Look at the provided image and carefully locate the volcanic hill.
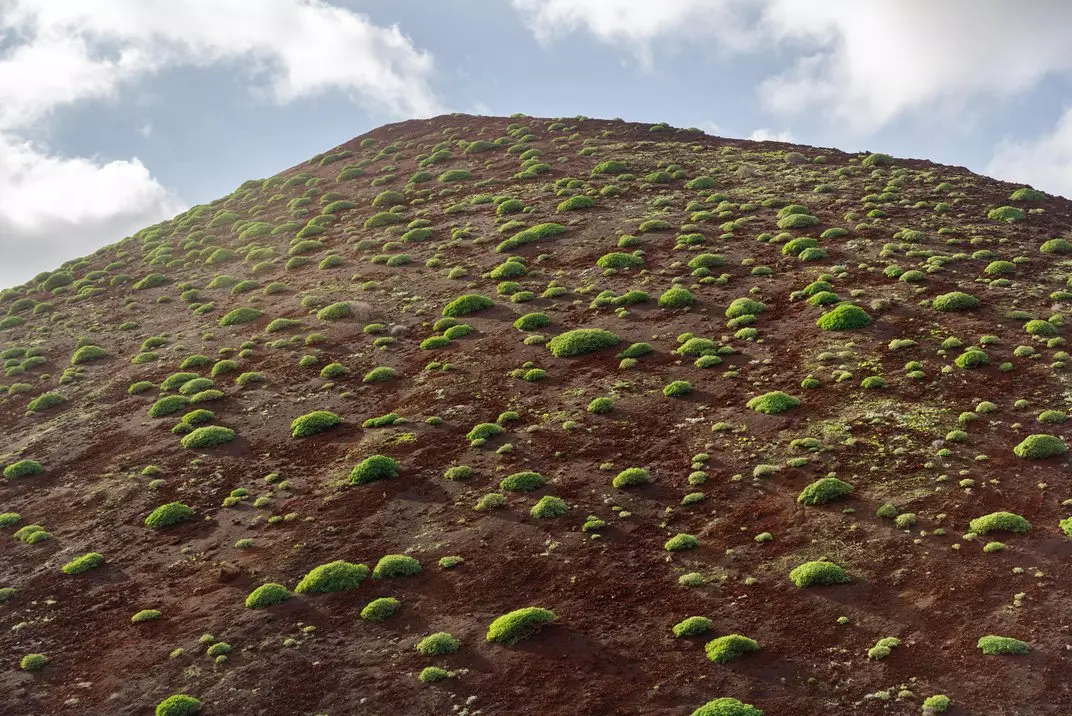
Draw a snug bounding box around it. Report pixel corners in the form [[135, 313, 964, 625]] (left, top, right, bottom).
[[2, 114, 1072, 716]]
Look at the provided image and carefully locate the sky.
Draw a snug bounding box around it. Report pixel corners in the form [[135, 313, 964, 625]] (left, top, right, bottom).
[[1, 0, 1071, 287]]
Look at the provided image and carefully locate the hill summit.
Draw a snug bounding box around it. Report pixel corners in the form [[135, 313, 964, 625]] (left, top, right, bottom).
[[2, 114, 1072, 715]]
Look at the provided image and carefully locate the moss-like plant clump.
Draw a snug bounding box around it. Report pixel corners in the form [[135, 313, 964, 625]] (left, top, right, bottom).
[[789, 560, 850, 587], [442, 294, 494, 317], [672, 616, 713, 637], [797, 477, 853, 505], [61, 552, 105, 574], [500, 471, 545, 491], [704, 634, 760, 664], [218, 307, 264, 326], [546, 328, 620, 357], [295, 560, 369, 593], [373, 554, 422, 578], [977, 635, 1029, 655], [291, 410, 342, 437], [746, 391, 800, 414], [180, 426, 236, 449], [361, 596, 401, 621], [415, 631, 460, 655], [932, 291, 980, 312], [816, 303, 872, 331], [968, 511, 1031, 534], [690, 698, 764, 716], [145, 502, 194, 529], [245, 583, 291, 608], [1013, 434, 1068, 459], [530, 495, 568, 518], [486, 607, 556, 644], [665, 533, 698, 551], [349, 454, 400, 485], [3, 459, 43, 478], [613, 467, 650, 488], [155, 694, 202, 716]]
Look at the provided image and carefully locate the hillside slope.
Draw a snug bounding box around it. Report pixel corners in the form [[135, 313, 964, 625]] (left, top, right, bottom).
[[2, 114, 1072, 716]]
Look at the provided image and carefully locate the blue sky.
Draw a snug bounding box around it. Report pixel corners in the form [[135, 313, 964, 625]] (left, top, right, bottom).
[[1, 0, 1071, 287]]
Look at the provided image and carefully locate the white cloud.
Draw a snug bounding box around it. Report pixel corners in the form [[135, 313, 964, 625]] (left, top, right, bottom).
[[748, 128, 794, 143], [986, 108, 1072, 198], [0, 135, 185, 285], [512, 0, 1072, 132], [0, 0, 444, 287]]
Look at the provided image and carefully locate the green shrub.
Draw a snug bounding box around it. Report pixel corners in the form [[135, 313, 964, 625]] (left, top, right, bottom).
[[442, 294, 494, 317], [514, 313, 550, 331], [665, 533, 698, 551], [797, 477, 853, 505], [777, 213, 819, 229], [690, 697, 763, 716], [954, 349, 989, 369], [530, 495, 568, 518], [596, 252, 644, 270], [592, 160, 629, 175], [468, 422, 504, 441], [364, 211, 403, 228], [496, 222, 567, 252], [746, 391, 799, 414], [71, 345, 107, 364], [0, 512, 20, 527], [295, 560, 369, 593], [658, 287, 695, 308], [416, 632, 459, 655], [1061, 517, 1072, 538], [500, 471, 545, 491], [977, 635, 1029, 655], [361, 596, 401, 621], [373, 554, 422, 578], [663, 380, 692, 397], [547, 329, 620, 357], [922, 695, 951, 713], [1025, 319, 1059, 337], [725, 298, 766, 318], [419, 666, 450, 683], [363, 366, 395, 383], [350, 455, 400, 485], [672, 616, 712, 637], [1013, 434, 1068, 459], [27, 392, 66, 412], [180, 426, 235, 449], [320, 362, 348, 378], [61, 552, 105, 574], [987, 206, 1025, 223], [291, 411, 342, 437], [134, 273, 168, 290], [816, 303, 872, 330], [244, 583, 290, 608], [932, 291, 980, 311], [145, 502, 194, 529], [789, 560, 850, 587], [131, 609, 162, 623], [704, 634, 760, 664], [218, 307, 264, 326], [587, 397, 614, 414], [486, 607, 556, 644], [438, 169, 472, 182], [3, 459, 43, 478], [969, 511, 1031, 534], [20, 654, 49, 671]]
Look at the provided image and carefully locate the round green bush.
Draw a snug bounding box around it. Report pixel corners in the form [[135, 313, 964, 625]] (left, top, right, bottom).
[[316, 302, 352, 321], [789, 560, 850, 587], [61, 552, 105, 575], [932, 291, 980, 312], [587, 397, 614, 414], [658, 287, 696, 308], [442, 294, 494, 317], [665, 533, 698, 551], [467, 422, 504, 441], [816, 303, 872, 330], [797, 477, 853, 505], [1013, 434, 1068, 459], [691, 697, 764, 716], [20, 653, 49, 671], [218, 307, 264, 326], [969, 511, 1031, 534], [514, 313, 550, 331], [245, 583, 291, 608], [977, 635, 1029, 655], [557, 195, 595, 212], [145, 502, 194, 529], [349, 454, 400, 485], [295, 560, 369, 593], [361, 596, 401, 621], [180, 426, 235, 449], [1024, 319, 1059, 337], [663, 380, 692, 397], [746, 391, 800, 414], [3, 459, 43, 478], [419, 666, 451, 683], [596, 252, 644, 270], [613, 467, 650, 488], [373, 554, 422, 579], [922, 694, 951, 713], [725, 297, 766, 319], [155, 694, 202, 716], [500, 471, 545, 491], [291, 410, 342, 437], [672, 616, 713, 637], [705, 634, 760, 663], [71, 345, 108, 365], [486, 607, 556, 644], [530, 495, 568, 518], [546, 328, 620, 357], [416, 632, 459, 655], [27, 392, 66, 412], [954, 349, 989, 369]]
